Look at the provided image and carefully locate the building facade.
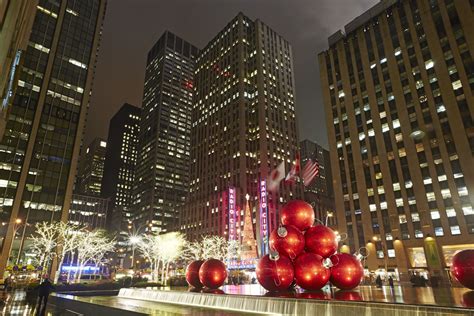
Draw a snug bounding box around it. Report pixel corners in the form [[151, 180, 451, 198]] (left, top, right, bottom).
[[0, 0, 107, 275], [300, 139, 336, 227], [76, 137, 107, 196], [69, 193, 107, 229], [319, 0, 473, 282], [182, 13, 301, 244], [102, 103, 140, 210], [0, 0, 38, 140], [0, 0, 105, 273], [133, 31, 198, 234], [101, 103, 140, 258]]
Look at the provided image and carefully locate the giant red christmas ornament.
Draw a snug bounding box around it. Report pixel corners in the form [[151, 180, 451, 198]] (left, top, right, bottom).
[[330, 253, 364, 290], [199, 259, 228, 289], [269, 225, 305, 260], [450, 249, 474, 289], [256, 252, 295, 292], [305, 225, 338, 258], [186, 260, 205, 288], [294, 253, 330, 291], [281, 200, 315, 231]]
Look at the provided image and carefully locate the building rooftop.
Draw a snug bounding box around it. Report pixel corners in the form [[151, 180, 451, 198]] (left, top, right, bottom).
[[327, 0, 397, 47]]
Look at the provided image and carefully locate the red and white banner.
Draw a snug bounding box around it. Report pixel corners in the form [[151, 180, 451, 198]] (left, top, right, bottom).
[[267, 161, 285, 192], [285, 152, 300, 184]]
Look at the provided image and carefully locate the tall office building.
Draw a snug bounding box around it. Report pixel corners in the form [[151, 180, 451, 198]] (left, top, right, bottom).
[[101, 103, 140, 245], [0, 0, 107, 275], [0, 0, 38, 140], [69, 193, 108, 230], [300, 139, 336, 227], [76, 137, 107, 196], [182, 13, 301, 243], [319, 0, 473, 282], [133, 31, 198, 234], [102, 103, 140, 209]]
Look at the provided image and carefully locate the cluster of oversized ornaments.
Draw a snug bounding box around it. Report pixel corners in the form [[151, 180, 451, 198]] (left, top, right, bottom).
[[257, 200, 364, 292], [184, 199, 474, 292], [186, 258, 228, 289]]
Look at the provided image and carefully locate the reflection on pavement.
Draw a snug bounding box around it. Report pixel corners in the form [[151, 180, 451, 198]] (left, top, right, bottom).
[[160, 284, 474, 308], [1, 285, 472, 316]]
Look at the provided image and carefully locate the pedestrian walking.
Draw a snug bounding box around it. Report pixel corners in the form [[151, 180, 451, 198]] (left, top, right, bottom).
[[36, 279, 54, 313], [388, 276, 394, 288], [375, 275, 383, 288]]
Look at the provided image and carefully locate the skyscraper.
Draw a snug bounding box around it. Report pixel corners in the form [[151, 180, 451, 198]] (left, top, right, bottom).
[[300, 139, 336, 227], [0, 0, 107, 276], [182, 13, 301, 246], [102, 103, 140, 209], [133, 31, 198, 234], [319, 0, 473, 282], [101, 103, 140, 250], [76, 137, 107, 196], [69, 193, 108, 230], [0, 0, 38, 139]]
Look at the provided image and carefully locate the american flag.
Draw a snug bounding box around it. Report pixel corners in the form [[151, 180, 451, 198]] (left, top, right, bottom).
[[302, 159, 319, 187]]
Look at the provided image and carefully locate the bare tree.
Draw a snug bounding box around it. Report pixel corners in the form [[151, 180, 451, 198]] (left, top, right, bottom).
[[158, 232, 185, 285], [135, 232, 186, 284], [136, 234, 161, 282], [29, 222, 59, 273], [74, 230, 113, 282], [53, 222, 83, 283], [184, 235, 239, 262]]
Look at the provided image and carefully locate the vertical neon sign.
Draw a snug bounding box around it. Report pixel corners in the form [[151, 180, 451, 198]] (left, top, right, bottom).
[[259, 179, 269, 256], [228, 187, 236, 241]]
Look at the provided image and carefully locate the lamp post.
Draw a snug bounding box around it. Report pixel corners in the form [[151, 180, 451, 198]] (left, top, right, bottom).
[[129, 236, 141, 270], [372, 235, 388, 276], [325, 211, 334, 226]]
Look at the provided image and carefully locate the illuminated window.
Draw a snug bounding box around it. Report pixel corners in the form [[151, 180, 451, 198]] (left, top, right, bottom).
[[435, 227, 444, 236], [388, 249, 396, 258], [450, 226, 461, 235], [425, 60, 434, 69], [415, 230, 423, 238], [463, 206, 474, 216], [446, 208, 456, 217], [399, 214, 407, 224], [430, 210, 440, 219]]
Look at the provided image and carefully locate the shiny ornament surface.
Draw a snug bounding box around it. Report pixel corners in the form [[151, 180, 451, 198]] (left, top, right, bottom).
[[297, 290, 330, 300], [305, 225, 338, 258], [199, 259, 228, 289], [280, 200, 315, 231], [269, 225, 305, 259], [186, 260, 204, 288], [294, 253, 330, 291], [462, 291, 474, 308], [256, 254, 295, 292], [330, 253, 364, 290], [334, 290, 362, 301], [450, 249, 474, 289]]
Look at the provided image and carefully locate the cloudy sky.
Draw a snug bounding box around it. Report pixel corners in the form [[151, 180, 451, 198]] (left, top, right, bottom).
[[87, 0, 377, 148]]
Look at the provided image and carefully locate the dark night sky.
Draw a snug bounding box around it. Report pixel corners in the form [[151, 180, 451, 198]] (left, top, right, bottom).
[[86, 0, 377, 149]]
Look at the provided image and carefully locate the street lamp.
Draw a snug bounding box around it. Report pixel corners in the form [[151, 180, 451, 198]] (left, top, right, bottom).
[[129, 235, 141, 270], [325, 211, 334, 226]]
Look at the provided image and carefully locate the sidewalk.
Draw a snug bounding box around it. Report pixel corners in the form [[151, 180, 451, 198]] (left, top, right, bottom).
[[0, 289, 83, 315]]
